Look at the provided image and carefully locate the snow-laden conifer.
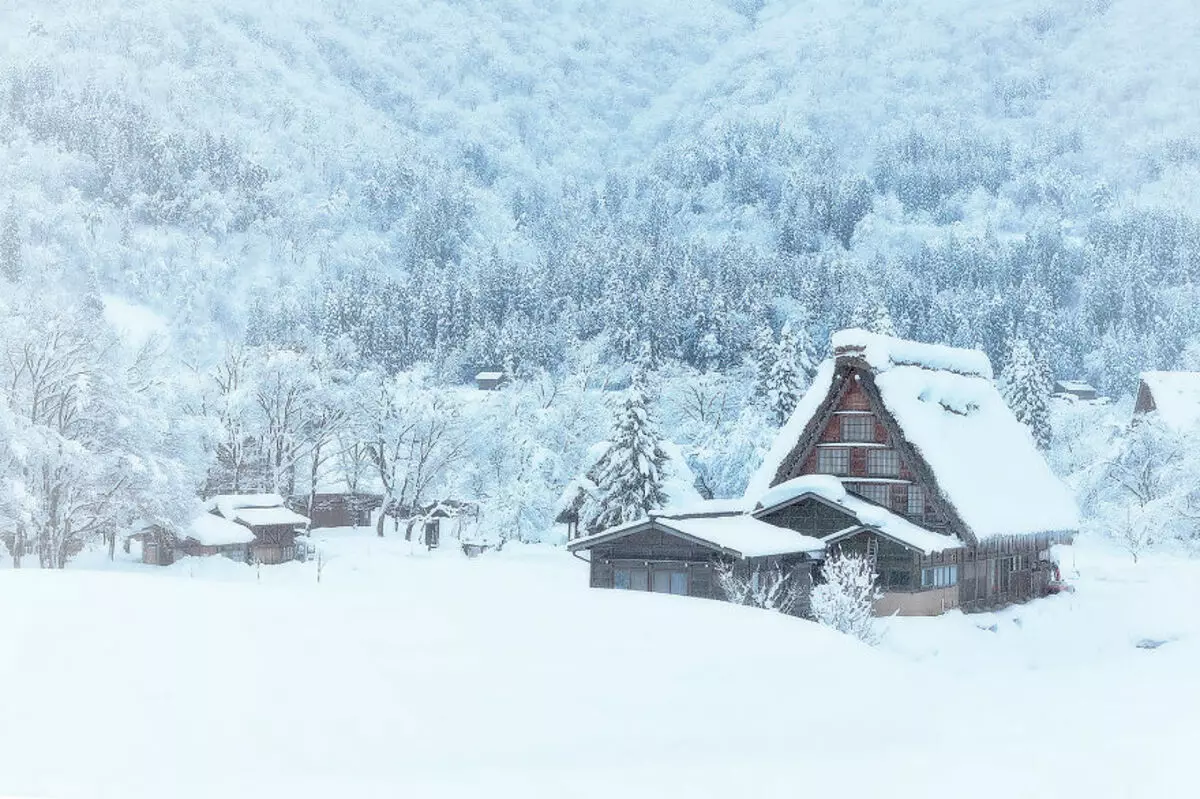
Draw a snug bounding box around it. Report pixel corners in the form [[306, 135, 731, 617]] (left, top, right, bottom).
[[582, 361, 669, 534], [1001, 336, 1052, 449]]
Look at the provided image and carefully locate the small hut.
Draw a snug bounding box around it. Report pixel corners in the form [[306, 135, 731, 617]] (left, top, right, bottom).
[[474, 370, 508, 391]]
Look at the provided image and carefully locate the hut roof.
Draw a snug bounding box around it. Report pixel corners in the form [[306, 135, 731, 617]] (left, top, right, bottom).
[[186, 513, 256, 546], [208, 493, 310, 528]]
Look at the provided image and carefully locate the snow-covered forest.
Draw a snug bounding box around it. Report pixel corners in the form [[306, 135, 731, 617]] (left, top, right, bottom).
[[2, 0, 1200, 564]]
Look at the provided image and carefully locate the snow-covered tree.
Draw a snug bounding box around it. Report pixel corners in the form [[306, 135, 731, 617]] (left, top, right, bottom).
[[750, 326, 775, 398], [366, 370, 467, 538], [581, 364, 670, 534], [849, 297, 897, 337], [1001, 336, 1052, 449], [810, 551, 881, 643], [765, 324, 806, 426]]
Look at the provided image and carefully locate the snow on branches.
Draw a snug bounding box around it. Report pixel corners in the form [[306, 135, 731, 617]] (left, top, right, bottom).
[[810, 551, 881, 643]]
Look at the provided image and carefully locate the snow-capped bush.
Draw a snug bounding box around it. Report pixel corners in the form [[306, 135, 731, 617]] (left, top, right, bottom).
[[810, 552, 881, 643]]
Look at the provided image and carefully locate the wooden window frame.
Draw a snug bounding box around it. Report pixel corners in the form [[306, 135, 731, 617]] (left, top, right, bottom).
[[840, 414, 875, 443], [866, 448, 901, 477], [816, 447, 850, 476]]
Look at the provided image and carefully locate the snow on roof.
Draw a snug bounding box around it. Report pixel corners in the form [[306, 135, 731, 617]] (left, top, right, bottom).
[[185, 513, 256, 546], [657, 498, 750, 518], [744, 358, 837, 501], [660, 516, 825, 558], [832, 328, 993, 379], [208, 494, 309, 528], [748, 331, 1079, 542], [1139, 372, 1200, 431], [753, 475, 960, 555], [475, 371, 505, 380], [874, 361, 1078, 540], [1055, 380, 1096, 392], [208, 493, 288, 512], [229, 506, 310, 528], [567, 513, 824, 558]]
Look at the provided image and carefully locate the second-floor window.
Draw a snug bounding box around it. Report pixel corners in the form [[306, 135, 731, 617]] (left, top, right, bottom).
[[867, 448, 901, 476], [840, 414, 875, 442], [816, 447, 850, 475]]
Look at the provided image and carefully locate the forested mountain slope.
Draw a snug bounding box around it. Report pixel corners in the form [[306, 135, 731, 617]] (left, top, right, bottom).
[[2, 0, 1199, 386]]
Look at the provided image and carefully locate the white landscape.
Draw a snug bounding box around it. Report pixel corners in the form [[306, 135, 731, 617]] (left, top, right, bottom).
[[2, 532, 1198, 798], [3, 0, 1200, 796]]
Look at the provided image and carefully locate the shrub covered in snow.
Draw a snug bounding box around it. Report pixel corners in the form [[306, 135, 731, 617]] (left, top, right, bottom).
[[810, 551, 881, 643], [715, 560, 802, 615]]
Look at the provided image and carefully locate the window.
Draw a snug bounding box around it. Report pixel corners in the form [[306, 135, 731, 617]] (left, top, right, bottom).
[[816, 447, 850, 475], [670, 572, 688, 595], [614, 568, 649, 591], [653, 570, 688, 595], [867, 449, 900, 477], [840, 414, 875, 442], [921, 565, 958, 588], [848, 482, 891, 506], [907, 485, 926, 517]]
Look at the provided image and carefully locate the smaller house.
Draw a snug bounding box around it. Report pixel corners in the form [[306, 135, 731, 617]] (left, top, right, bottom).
[[139, 513, 257, 566], [293, 493, 382, 529], [1133, 372, 1200, 431], [475, 370, 508, 391], [404, 500, 479, 549], [208, 493, 310, 564], [1053, 379, 1099, 401], [569, 505, 824, 608]]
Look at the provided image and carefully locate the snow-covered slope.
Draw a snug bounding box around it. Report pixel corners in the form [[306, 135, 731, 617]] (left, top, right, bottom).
[[2, 534, 1198, 798]]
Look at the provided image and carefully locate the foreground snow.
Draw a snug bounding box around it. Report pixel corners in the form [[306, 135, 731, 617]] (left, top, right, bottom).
[[2, 533, 1197, 798]]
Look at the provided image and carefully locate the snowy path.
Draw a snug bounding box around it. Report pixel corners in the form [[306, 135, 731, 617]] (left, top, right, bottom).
[[1, 536, 1197, 798]]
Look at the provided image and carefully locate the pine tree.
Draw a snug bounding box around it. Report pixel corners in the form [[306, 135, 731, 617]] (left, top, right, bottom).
[[584, 362, 670, 533], [0, 202, 21, 282], [750, 326, 775, 397], [1001, 336, 1052, 449], [849, 296, 896, 336], [765, 324, 806, 426], [792, 322, 820, 381]]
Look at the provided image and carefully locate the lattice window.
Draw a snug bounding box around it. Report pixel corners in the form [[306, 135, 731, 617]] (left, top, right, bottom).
[[907, 485, 926, 517], [867, 448, 901, 476], [848, 482, 891, 506], [816, 448, 850, 475], [840, 414, 875, 442]]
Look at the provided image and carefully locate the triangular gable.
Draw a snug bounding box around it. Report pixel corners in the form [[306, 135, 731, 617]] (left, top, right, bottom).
[[754, 358, 977, 546], [749, 330, 1079, 544]]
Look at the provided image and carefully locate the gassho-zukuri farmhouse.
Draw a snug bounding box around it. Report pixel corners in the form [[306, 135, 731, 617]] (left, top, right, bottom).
[[568, 329, 1080, 616]]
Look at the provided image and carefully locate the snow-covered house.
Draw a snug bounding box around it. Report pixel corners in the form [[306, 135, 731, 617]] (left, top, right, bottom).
[[139, 512, 259, 566], [206, 493, 311, 564], [1053, 379, 1099, 401], [474, 370, 508, 391], [1133, 372, 1200, 432], [570, 330, 1078, 616]]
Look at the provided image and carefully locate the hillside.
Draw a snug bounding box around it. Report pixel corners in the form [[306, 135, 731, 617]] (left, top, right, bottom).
[[2, 0, 1199, 381]]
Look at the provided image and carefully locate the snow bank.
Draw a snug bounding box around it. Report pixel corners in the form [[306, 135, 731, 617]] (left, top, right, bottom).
[[186, 513, 255, 546], [832, 328, 993, 379], [1139, 371, 1200, 431]]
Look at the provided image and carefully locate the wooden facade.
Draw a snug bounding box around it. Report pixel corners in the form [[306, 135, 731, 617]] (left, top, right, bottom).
[[582, 521, 817, 615], [293, 493, 382, 529], [758, 346, 1071, 615]]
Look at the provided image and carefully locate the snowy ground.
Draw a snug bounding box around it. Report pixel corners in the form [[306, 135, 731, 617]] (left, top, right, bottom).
[[2, 530, 1197, 798]]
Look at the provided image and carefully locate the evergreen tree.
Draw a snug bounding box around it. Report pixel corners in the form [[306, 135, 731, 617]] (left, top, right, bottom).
[[765, 324, 806, 426], [750, 326, 775, 397], [792, 322, 820, 380], [1001, 336, 1052, 449], [849, 295, 897, 336], [0, 203, 20, 282], [583, 362, 670, 533]]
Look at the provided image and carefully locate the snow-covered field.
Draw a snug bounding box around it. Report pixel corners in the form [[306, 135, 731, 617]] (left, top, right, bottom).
[[3, 530, 1197, 798]]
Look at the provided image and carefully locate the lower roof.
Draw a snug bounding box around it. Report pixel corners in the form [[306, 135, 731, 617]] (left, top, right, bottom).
[[567, 513, 824, 559]]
